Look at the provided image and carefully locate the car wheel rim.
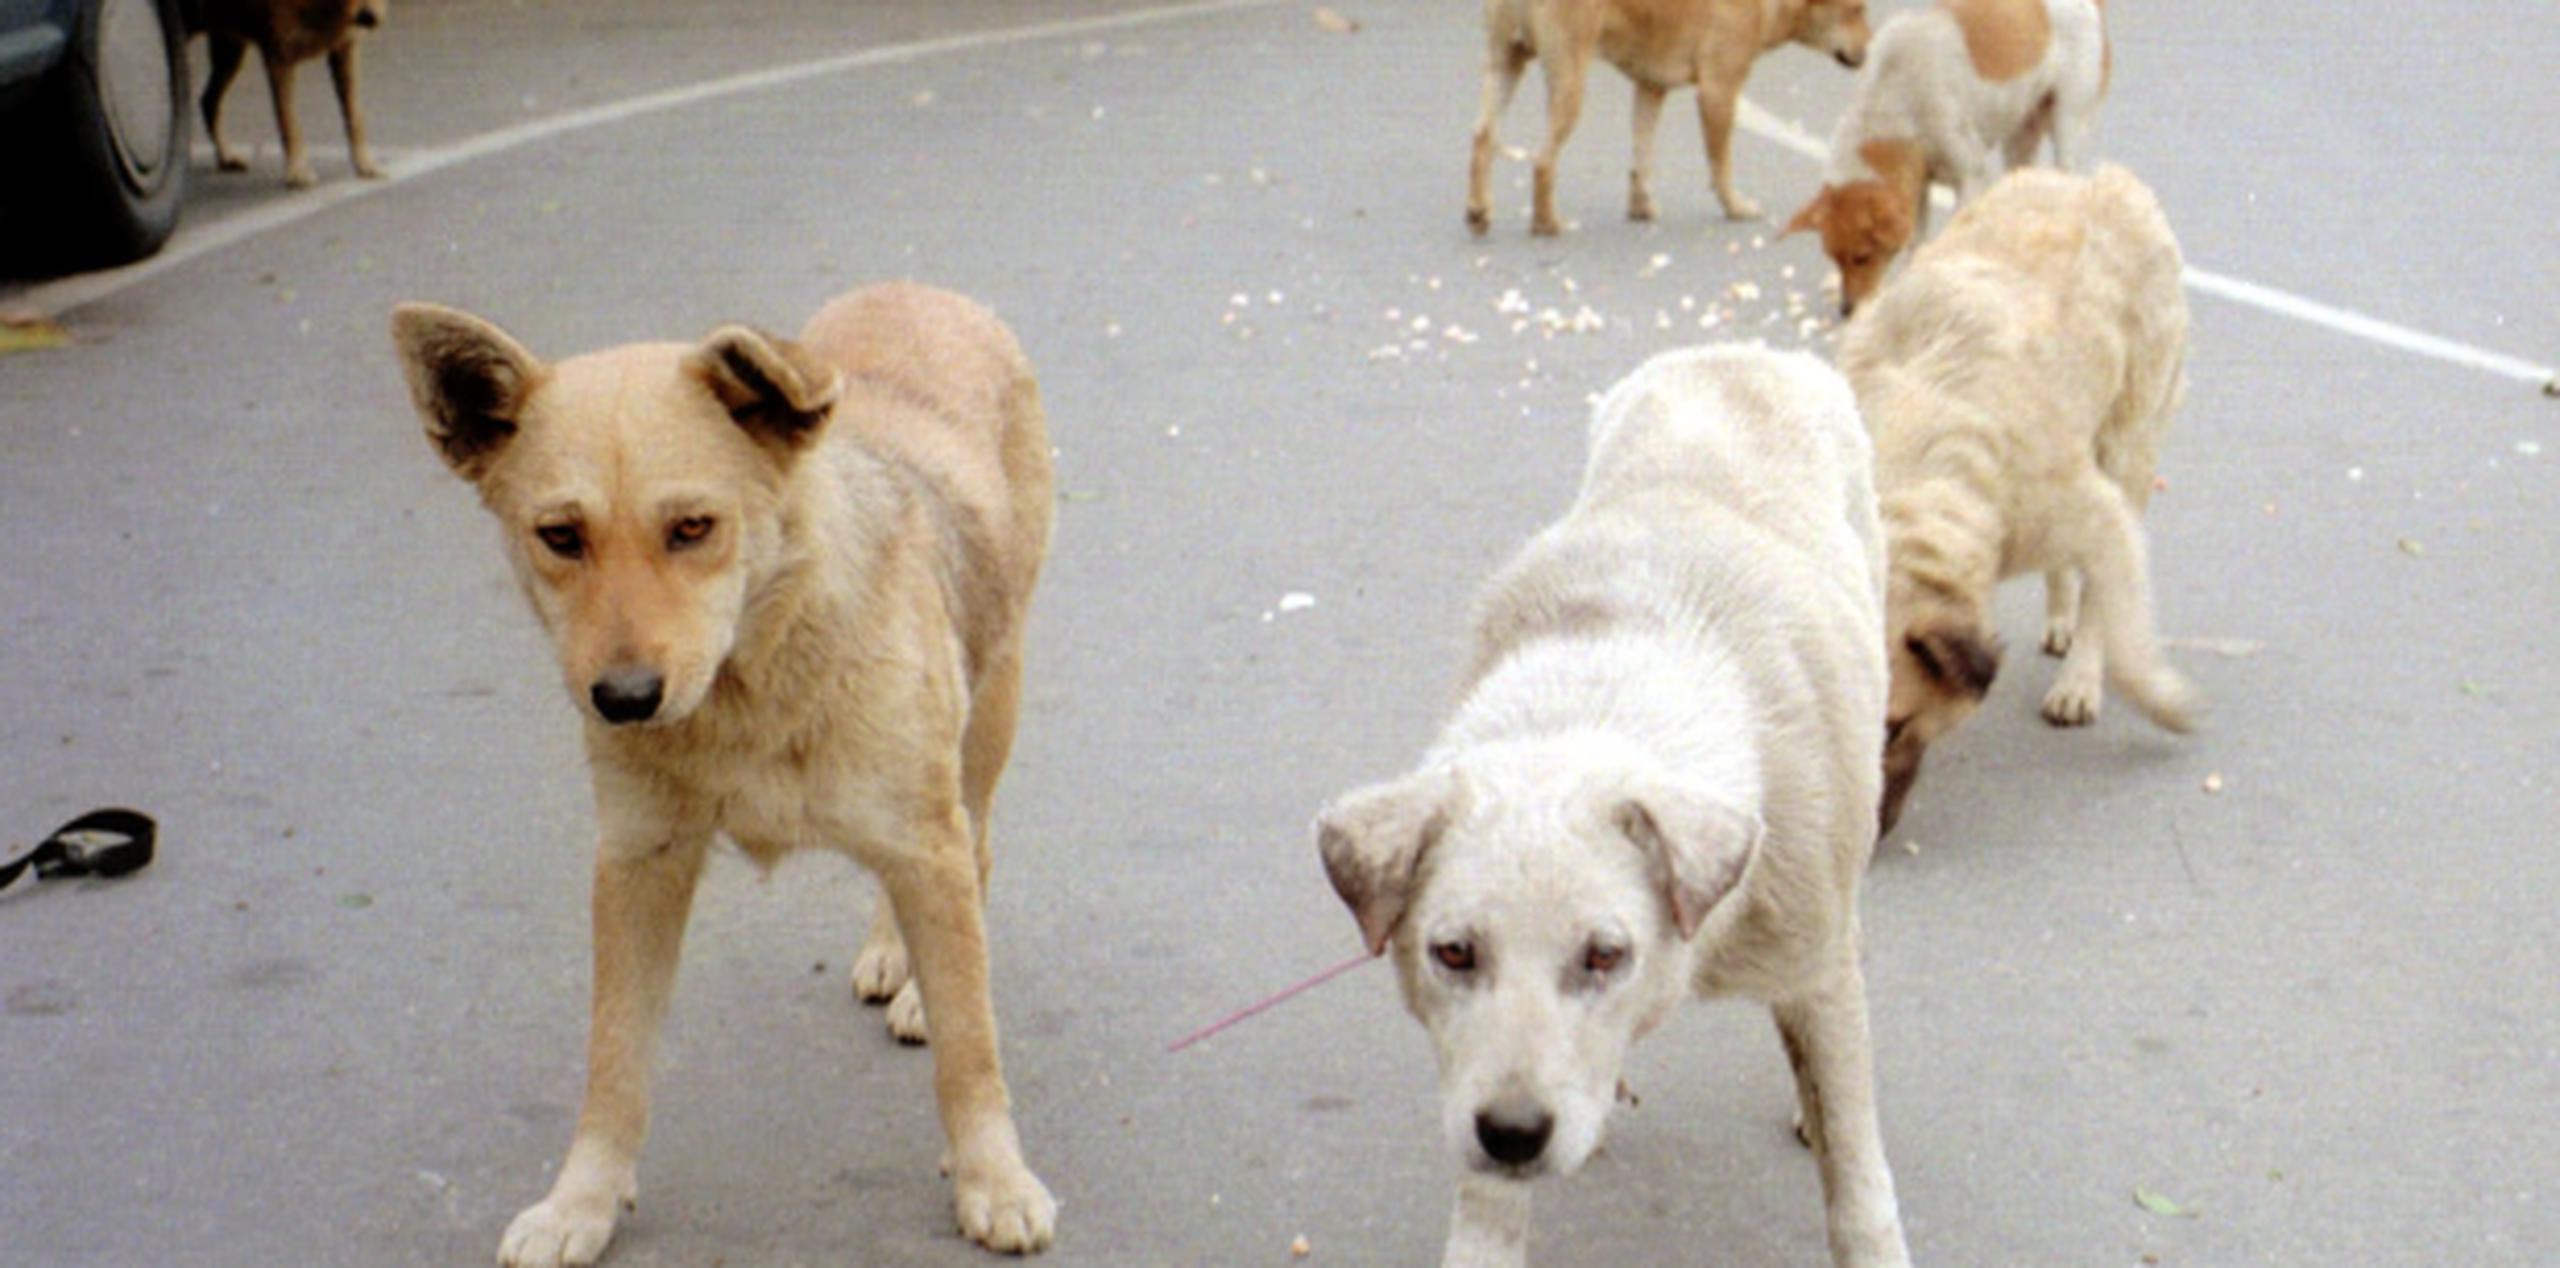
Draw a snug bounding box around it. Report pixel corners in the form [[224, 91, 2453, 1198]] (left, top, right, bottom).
[[97, 0, 176, 186]]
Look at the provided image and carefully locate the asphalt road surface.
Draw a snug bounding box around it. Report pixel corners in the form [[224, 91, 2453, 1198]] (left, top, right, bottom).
[[2, 2, 2554, 1265]]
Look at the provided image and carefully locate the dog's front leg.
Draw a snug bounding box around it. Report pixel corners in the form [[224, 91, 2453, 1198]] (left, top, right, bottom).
[[256, 49, 315, 188], [881, 803, 1056, 1253], [1442, 1172, 1532, 1268], [2054, 480, 2199, 732], [1626, 81, 1666, 222], [1696, 73, 1761, 220], [1774, 961, 1911, 1268], [499, 831, 709, 1268], [326, 42, 382, 179]]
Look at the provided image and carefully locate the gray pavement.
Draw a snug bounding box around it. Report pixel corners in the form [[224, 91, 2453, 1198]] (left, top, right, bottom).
[[2, 1, 2555, 1265]]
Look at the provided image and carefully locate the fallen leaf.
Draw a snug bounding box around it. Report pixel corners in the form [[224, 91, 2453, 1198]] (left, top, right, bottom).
[[2543, 376, 2558, 398], [339, 892, 375, 910], [1058, 489, 1105, 503], [2396, 537, 2424, 557], [2458, 678, 2488, 698], [0, 313, 71, 355], [1312, 6, 1359, 34], [2134, 1186, 2196, 1218]]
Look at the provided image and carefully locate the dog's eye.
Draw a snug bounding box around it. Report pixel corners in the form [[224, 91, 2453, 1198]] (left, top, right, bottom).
[[535, 524, 585, 560], [667, 515, 717, 551], [1584, 944, 1626, 976], [1431, 941, 1477, 973]]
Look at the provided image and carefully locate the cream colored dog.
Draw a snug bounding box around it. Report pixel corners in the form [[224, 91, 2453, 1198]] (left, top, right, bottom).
[[391, 283, 1058, 1263], [1836, 165, 2198, 834], [1467, 0, 1872, 236], [1785, 0, 2108, 315], [1318, 346, 1910, 1268]]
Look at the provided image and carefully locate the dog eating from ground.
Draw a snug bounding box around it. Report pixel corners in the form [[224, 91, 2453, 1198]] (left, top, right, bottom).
[[1784, 0, 2108, 315], [1317, 346, 1911, 1267], [194, 0, 388, 187], [1835, 165, 2198, 836], [391, 283, 1059, 1264], [1467, 0, 1871, 236]]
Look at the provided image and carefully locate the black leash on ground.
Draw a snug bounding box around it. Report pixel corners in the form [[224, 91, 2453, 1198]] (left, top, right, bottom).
[[0, 808, 155, 893]]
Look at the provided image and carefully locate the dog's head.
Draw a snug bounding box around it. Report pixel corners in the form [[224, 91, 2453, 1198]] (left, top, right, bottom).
[[1791, 0, 1872, 69], [1785, 179, 1912, 318], [1880, 589, 2001, 835], [1316, 739, 1762, 1181], [391, 303, 842, 729]]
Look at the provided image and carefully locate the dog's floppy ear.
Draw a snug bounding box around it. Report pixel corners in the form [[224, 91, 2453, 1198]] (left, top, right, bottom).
[[1315, 768, 1459, 957], [1613, 774, 1763, 940], [391, 303, 544, 481], [691, 325, 842, 454], [1906, 622, 2002, 699], [1783, 190, 1829, 238]]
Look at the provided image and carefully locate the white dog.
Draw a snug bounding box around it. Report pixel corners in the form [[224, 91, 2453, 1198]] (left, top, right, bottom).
[[1785, 0, 2109, 314], [1317, 346, 1911, 1267]]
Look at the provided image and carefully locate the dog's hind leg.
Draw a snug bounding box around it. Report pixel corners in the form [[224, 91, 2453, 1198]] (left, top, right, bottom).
[[2048, 478, 2199, 731], [1626, 81, 1666, 222], [1773, 961, 1912, 1268], [202, 33, 250, 171], [326, 41, 381, 179], [1468, 38, 1532, 235], [1442, 1173, 1532, 1268], [2041, 567, 2081, 656], [1697, 68, 1761, 220], [878, 802, 1056, 1252], [500, 829, 711, 1268]]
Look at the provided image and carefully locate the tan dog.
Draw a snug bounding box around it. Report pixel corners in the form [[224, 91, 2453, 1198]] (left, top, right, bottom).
[[1467, 0, 1872, 236], [1836, 165, 2198, 834], [391, 283, 1058, 1264], [1784, 0, 2108, 315], [195, 0, 388, 187], [1319, 346, 1909, 1268]]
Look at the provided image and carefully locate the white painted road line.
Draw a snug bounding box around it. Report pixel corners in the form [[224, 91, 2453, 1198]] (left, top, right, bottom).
[[1734, 101, 2558, 390], [12, 0, 1292, 319], [16, 6, 2555, 394]]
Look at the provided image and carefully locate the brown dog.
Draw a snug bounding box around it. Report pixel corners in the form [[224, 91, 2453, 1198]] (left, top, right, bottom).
[[1467, 0, 1871, 236], [195, 0, 387, 187], [1837, 166, 2197, 834], [392, 283, 1059, 1264]]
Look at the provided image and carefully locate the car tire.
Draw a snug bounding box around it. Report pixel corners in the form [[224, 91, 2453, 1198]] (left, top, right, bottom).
[[12, 0, 191, 272]]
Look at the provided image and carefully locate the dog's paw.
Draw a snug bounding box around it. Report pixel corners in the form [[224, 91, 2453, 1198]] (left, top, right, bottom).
[[284, 162, 318, 190], [851, 937, 910, 1004], [214, 147, 248, 172], [2040, 619, 2075, 658], [1626, 191, 1657, 222], [2040, 678, 2101, 727], [1466, 206, 1492, 237], [953, 1160, 1057, 1254], [1720, 193, 1764, 221], [886, 980, 930, 1046], [498, 1192, 623, 1268], [353, 156, 385, 180]]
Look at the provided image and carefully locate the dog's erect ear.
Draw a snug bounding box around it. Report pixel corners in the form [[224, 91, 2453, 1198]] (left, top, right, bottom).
[[1783, 190, 1828, 238], [391, 303, 544, 481], [1906, 623, 2002, 699], [691, 325, 842, 454], [1315, 769, 1459, 957], [1613, 774, 1763, 940]]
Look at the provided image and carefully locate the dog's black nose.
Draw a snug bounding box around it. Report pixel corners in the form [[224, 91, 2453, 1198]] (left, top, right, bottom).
[[590, 668, 664, 724], [1835, 49, 1862, 69], [1474, 1106, 1554, 1168], [355, 8, 380, 27]]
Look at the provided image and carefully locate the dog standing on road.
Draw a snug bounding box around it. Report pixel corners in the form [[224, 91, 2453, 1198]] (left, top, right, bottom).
[[1784, 0, 2108, 315], [392, 283, 1059, 1264], [194, 0, 388, 187], [1468, 0, 1872, 236], [1317, 346, 1910, 1268], [1837, 165, 2198, 835]]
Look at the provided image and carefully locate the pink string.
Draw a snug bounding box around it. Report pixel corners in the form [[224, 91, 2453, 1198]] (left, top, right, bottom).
[[1164, 950, 1378, 1053]]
